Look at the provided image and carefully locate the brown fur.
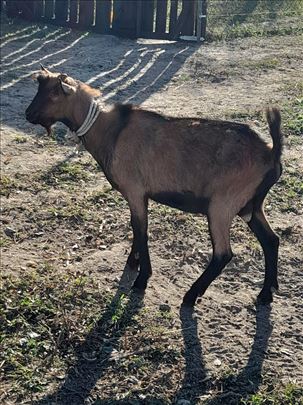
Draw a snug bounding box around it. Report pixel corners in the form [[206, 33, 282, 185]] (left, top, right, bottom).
[[26, 70, 283, 306]]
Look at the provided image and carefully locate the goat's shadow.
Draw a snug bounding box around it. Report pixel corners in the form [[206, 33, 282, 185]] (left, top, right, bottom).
[[33, 264, 145, 405], [176, 304, 272, 404]]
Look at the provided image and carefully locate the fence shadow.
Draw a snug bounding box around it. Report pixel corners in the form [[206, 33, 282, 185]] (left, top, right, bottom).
[[1, 16, 196, 134], [176, 304, 273, 404]]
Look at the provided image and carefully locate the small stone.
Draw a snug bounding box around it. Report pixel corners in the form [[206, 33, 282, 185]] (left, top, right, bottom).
[[34, 231, 44, 237], [4, 227, 16, 238], [213, 358, 222, 366], [177, 400, 191, 405], [19, 338, 28, 346], [28, 332, 40, 339]]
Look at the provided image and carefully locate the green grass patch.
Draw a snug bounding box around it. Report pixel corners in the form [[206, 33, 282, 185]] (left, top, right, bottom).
[[47, 205, 90, 223], [245, 57, 279, 70], [242, 382, 303, 405], [88, 187, 127, 208], [270, 163, 303, 214], [0, 263, 110, 401], [0, 174, 17, 197], [281, 81, 303, 137], [41, 160, 100, 188], [0, 263, 181, 402], [13, 135, 27, 144], [207, 0, 303, 41]]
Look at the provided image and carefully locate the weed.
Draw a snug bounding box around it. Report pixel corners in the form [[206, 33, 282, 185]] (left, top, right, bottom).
[[0, 174, 16, 196], [0, 237, 11, 247], [13, 135, 27, 144], [41, 161, 98, 187], [0, 265, 108, 400], [242, 382, 303, 404], [245, 58, 279, 70], [47, 205, 90, 222]]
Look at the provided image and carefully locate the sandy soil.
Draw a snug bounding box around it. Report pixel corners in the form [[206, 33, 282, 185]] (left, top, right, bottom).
[[1, 17, 302, 405]]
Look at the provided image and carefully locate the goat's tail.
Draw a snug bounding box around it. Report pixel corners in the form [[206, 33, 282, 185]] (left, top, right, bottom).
[[266, 107, 283, 163]]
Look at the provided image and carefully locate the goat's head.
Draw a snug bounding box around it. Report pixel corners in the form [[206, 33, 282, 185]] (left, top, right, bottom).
[[25, 66, 99, 135]]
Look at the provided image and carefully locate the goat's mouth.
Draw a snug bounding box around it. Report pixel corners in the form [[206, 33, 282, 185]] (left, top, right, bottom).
[[26, 115, 53, 135]]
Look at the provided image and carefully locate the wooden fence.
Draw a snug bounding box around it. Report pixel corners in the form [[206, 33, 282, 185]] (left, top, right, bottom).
[[3, 0, 207, 40]]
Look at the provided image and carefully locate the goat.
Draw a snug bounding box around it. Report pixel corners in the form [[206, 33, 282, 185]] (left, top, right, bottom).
[[26, 67, 283, 307]]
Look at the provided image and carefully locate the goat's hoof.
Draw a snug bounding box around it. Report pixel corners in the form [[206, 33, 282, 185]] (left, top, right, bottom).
[[131, 286, 145, 298], [256, 291, 273, 306], [132, 277, 148, 292]]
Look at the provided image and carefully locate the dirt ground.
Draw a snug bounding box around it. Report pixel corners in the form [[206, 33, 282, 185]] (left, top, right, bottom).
[[1, 16, 303, 405]]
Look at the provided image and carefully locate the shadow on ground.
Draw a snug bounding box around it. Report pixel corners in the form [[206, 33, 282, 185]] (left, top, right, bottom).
[[33, 264, 144, 405], [1, 16, 196, 134], [176, 304, 272, 404]]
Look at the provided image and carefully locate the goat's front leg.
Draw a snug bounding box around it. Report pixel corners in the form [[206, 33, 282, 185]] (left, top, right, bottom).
[[126, 214, 140, 271], [128, 197, 152, 291]]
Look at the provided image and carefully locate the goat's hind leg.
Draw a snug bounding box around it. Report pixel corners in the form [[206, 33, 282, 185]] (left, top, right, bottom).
[[182, 208, 233, 307], [247, 207, 279, 304]]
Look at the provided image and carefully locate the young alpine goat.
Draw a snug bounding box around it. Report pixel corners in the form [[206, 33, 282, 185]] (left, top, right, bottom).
[[26, 67, 283, 306]]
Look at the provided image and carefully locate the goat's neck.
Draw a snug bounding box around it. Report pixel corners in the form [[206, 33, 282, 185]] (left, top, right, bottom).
[[69, 93, 96, 132]]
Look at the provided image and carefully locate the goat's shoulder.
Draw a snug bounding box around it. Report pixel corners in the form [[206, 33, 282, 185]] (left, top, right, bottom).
[[114, 103, 133, 119]]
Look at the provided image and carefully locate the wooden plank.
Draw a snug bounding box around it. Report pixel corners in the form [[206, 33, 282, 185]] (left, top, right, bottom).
[[69, 0, 78, 24], [44, 0, 54, 20], [181, 0, 195, 36], [201, 0, 207, 40], [155, 0, 167, 34], [20, 1, 35, 20], [79, 0, 94, 28], [54, 0, 68, 23], [169, 0, 178, 36], [141, 0, 154, 33], [33, 0, 43, 19], [196, 0, 202, 42], [6, 0, 19, 18], [136, 0, 143, 37], [95, 0, 111, 33], [173, 0, 195, 38], [112, 0, 137, 38]]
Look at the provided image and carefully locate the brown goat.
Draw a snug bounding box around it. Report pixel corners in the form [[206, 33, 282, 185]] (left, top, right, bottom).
[[26, 67, 283, 306]]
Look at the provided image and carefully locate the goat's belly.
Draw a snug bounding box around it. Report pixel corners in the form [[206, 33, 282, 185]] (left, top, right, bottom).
[[150, 191, 209, 214]]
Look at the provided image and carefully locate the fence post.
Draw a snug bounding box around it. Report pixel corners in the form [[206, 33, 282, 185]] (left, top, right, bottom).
[[112, 0, 137, 38], [6, 0, 21, 18], [79, 0, 94, 28], [201, 0, 207, 40], [55, 0, 68, 24], [173, 0, 195, 39], [95, 0, 111, 33]]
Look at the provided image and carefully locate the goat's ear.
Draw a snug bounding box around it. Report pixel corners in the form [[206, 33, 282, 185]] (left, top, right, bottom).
[[59, 73, 68, 81], [60, 80, 77, 95]]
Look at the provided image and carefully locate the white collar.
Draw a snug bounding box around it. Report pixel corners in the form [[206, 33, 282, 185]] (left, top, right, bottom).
[[66, 99, 101, 145]]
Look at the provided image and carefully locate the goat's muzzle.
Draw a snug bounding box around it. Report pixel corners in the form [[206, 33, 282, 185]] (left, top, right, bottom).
[[25, 110, 53, 135], [25, 107, 39, 124]]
